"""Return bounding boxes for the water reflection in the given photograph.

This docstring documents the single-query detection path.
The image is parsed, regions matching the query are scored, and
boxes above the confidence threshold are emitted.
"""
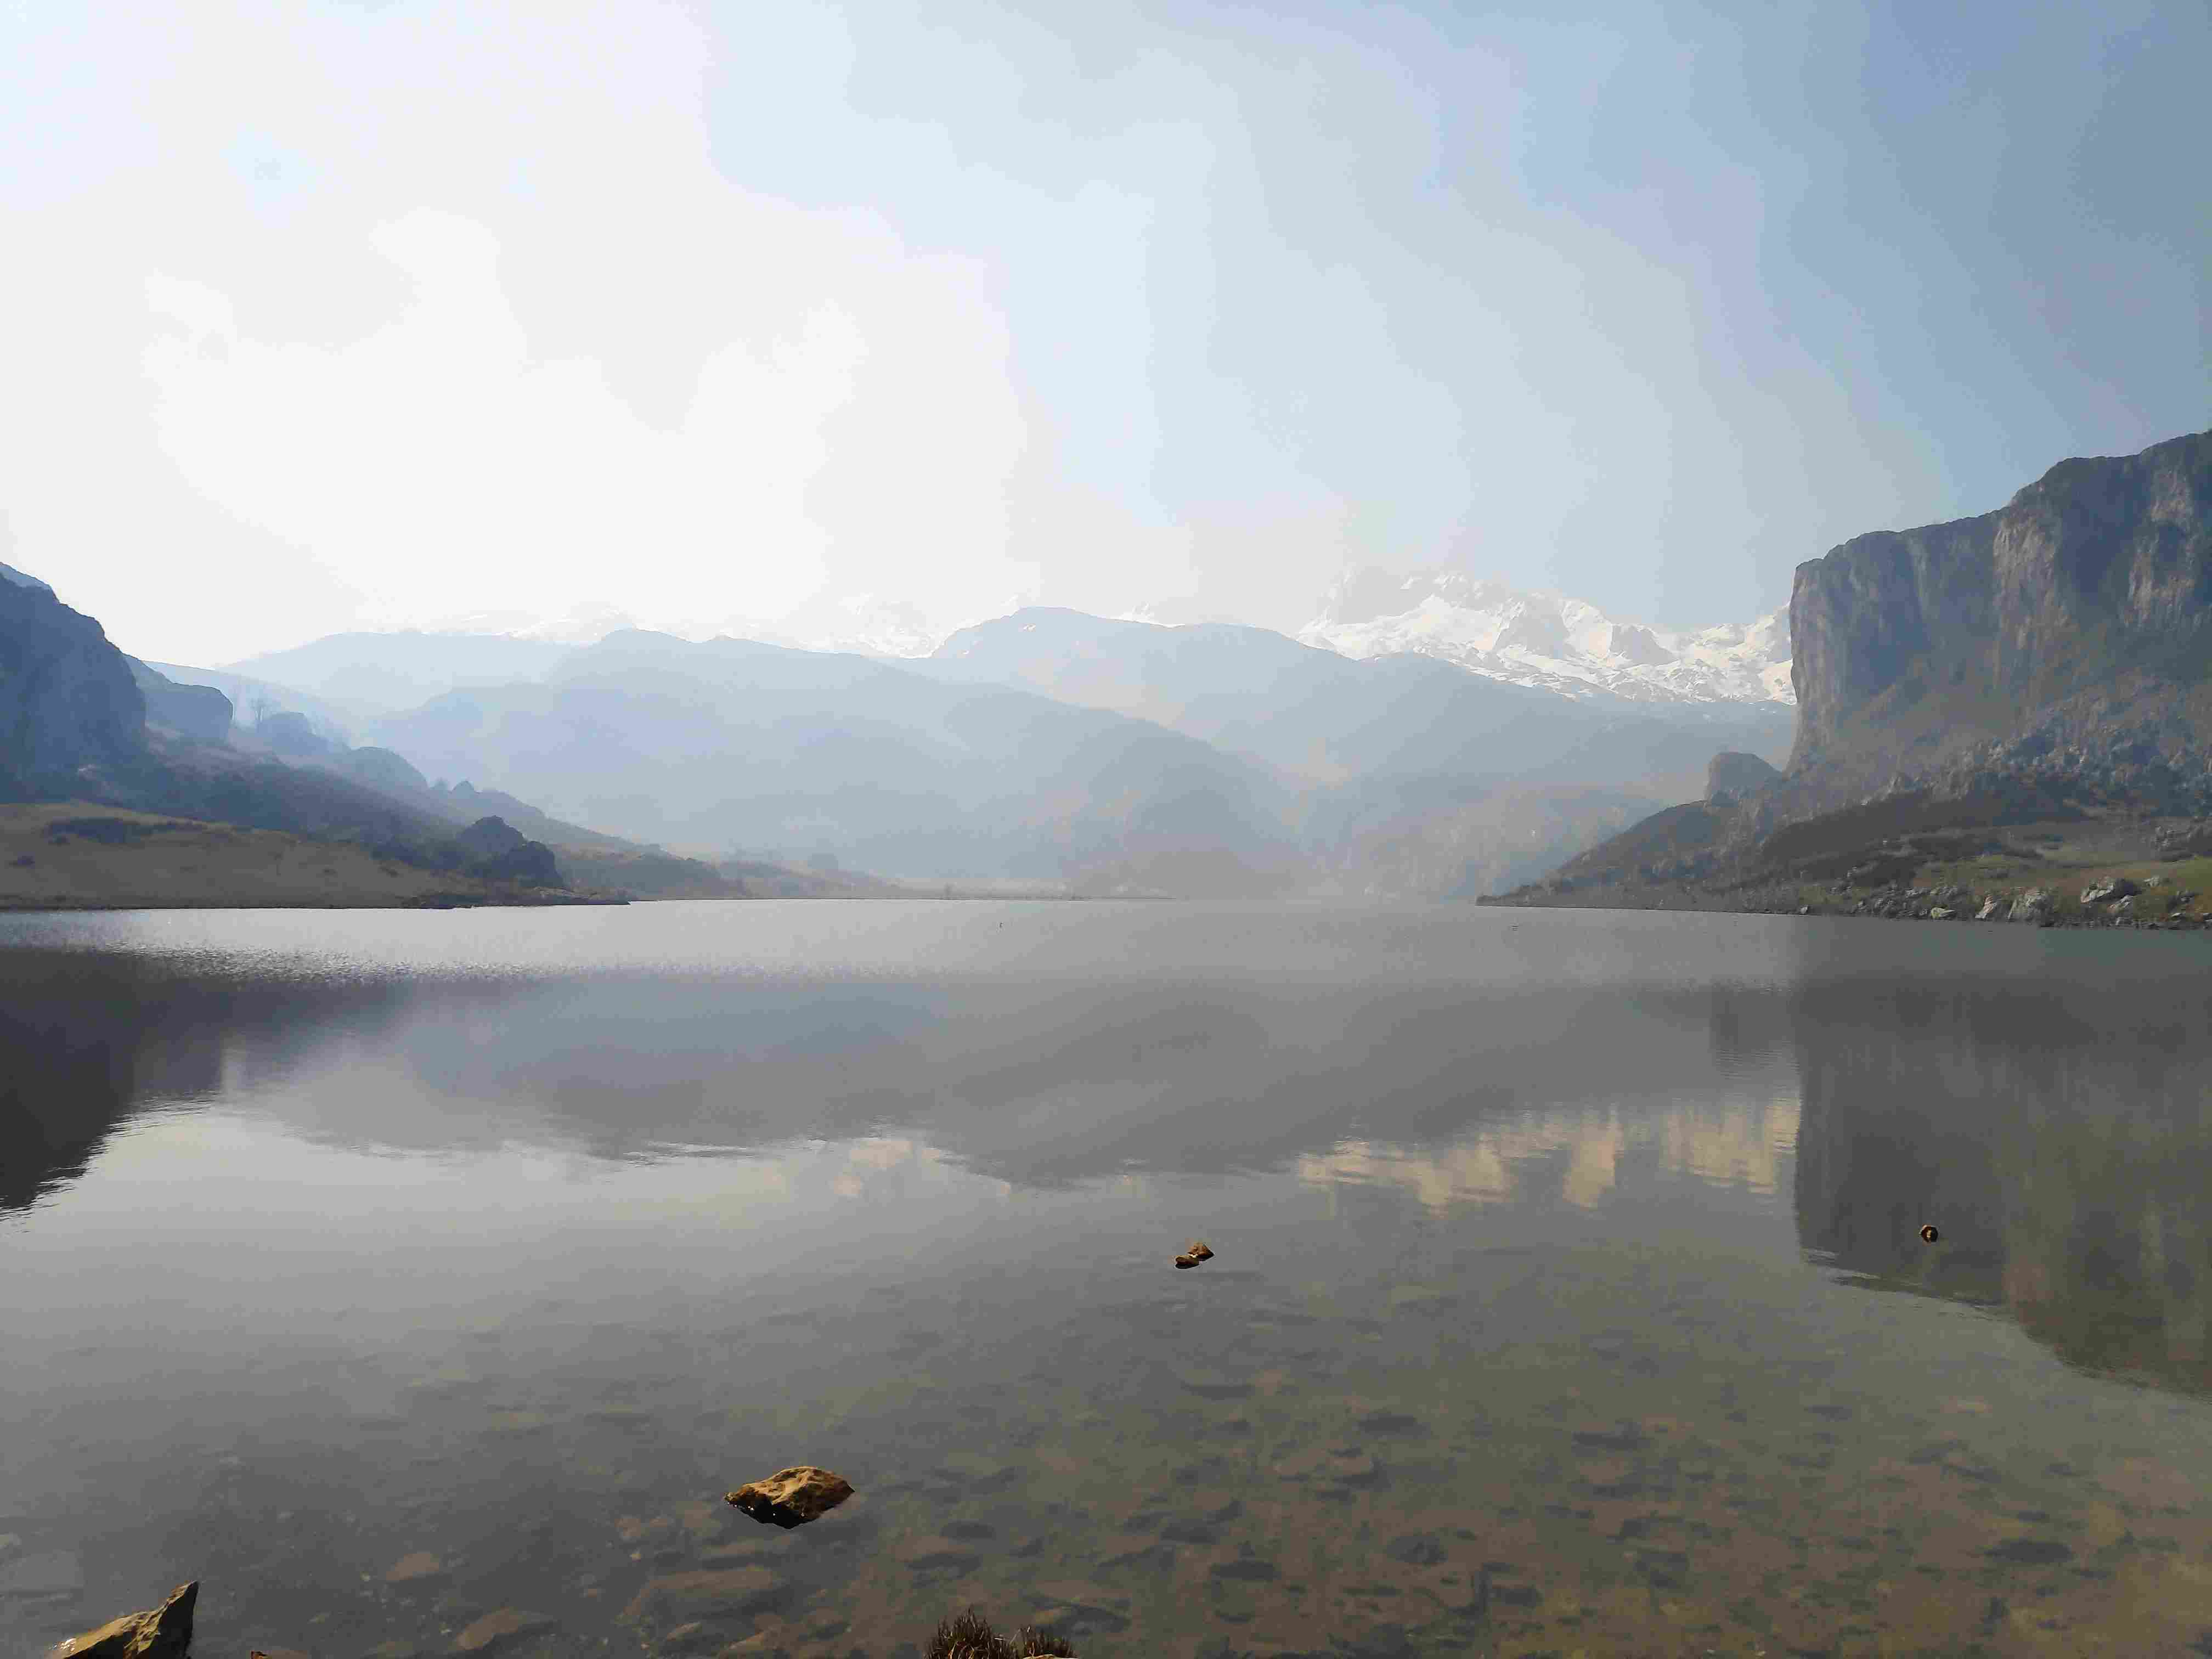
[1792,969,2212,1397]
[9,910,2212,1658]
[13,927,2212,1409]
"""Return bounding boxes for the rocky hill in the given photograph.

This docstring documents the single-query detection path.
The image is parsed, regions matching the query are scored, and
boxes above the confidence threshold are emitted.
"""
[0,567,731,903]
[1488,427,2212,917]
[0,561,147,795]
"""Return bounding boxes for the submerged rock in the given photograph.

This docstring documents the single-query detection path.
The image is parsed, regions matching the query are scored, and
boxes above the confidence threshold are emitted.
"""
[450,1607,560,1654]
[724,1465,854,1528]
[49,1581,196,1659]
[1173,1240,1215,1269]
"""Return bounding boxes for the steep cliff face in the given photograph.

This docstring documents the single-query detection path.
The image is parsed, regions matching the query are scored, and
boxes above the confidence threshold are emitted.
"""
[1790,431,2212,783]
[127,658,233,744]
[0,567,147,796]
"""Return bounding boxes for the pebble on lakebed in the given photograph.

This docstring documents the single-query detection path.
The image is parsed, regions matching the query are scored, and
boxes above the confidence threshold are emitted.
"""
[724,1465,855,1528]
[1173,1240,1216,1269]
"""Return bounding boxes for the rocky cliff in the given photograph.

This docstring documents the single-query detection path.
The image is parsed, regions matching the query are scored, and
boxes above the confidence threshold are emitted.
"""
[127,658,233,744]
[1790,430,2212,788]
[0,566,147,797]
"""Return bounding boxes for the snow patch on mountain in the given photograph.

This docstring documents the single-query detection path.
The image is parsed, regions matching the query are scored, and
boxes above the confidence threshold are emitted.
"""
[1297,568,1793,706]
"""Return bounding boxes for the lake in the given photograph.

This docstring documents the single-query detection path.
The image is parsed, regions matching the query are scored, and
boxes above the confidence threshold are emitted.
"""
[5,901,2212,1658]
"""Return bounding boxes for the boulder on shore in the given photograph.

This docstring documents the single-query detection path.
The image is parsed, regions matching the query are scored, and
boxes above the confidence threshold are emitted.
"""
[725,1465,854,1528]
[50,1581,196,1659]
[2081,877,2140,905]
[2009,888,2055,924]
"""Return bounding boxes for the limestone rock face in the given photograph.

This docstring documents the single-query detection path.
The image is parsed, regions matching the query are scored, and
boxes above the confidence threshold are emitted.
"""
[49,1579,197,1659]
[725,1465,854,1528]
[1788,430,2212,782]
[1705,751,1780,802]
[0,566,147,797]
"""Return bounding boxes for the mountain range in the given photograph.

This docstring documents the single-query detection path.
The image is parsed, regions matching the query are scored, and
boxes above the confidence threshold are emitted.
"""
[337,575,1796,709]
[1299,569,1792,707]
[13,426,2209,909]
[191,602,1790,894]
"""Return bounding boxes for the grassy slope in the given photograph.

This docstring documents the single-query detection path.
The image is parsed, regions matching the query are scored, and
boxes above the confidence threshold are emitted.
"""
[0,804,614,910]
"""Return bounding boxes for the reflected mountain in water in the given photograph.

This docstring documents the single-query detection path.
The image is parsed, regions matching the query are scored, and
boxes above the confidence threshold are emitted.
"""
[0,950,485,1215]
[1791,969,2212,1397]
[15,916,2212,1410]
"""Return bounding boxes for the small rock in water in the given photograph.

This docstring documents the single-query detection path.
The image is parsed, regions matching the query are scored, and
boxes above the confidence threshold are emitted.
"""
[725,1465,855,1528]
[451,1607,560,1654]
[385,1551,444,1584]
[1173,1241,1215,1269]
[50,1581,197,1659]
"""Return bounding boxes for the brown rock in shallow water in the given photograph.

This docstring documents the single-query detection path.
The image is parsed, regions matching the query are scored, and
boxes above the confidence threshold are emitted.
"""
[1172,1240,1215,1269]
[724,1465,854,1528]
[451,1607,560,1654]
[50,1581,196,1659]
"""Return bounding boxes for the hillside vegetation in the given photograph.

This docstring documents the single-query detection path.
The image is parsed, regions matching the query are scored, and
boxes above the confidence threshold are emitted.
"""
[0,804,617,911]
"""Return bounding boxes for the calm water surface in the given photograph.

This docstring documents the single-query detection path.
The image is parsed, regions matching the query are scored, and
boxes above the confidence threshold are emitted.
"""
[5,902,2212,1658]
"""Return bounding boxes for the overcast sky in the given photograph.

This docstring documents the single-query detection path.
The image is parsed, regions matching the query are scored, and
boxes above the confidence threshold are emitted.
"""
[2,0,2205,665]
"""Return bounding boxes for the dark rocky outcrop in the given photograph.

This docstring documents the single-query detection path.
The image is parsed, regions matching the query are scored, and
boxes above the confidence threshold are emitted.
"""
[0,567,146,797]
[126,659,232,746]
[453,815,562,885]
[455,814,528,860]
[1706,750,1780,802]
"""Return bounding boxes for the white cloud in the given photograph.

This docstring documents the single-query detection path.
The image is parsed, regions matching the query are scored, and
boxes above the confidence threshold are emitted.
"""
[5,0,1054,658]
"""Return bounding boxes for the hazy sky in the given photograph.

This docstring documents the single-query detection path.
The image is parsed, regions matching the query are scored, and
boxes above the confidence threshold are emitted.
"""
[2,0,2205,665]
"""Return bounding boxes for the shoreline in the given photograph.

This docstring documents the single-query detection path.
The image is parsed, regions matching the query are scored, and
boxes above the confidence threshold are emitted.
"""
[0,891,633,913]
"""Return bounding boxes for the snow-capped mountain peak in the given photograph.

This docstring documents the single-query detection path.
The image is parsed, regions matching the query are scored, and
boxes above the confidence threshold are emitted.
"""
[1297,567,1792,706]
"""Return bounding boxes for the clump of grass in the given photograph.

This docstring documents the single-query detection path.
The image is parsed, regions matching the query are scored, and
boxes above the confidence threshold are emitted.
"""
[926,1606,1077,1659]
